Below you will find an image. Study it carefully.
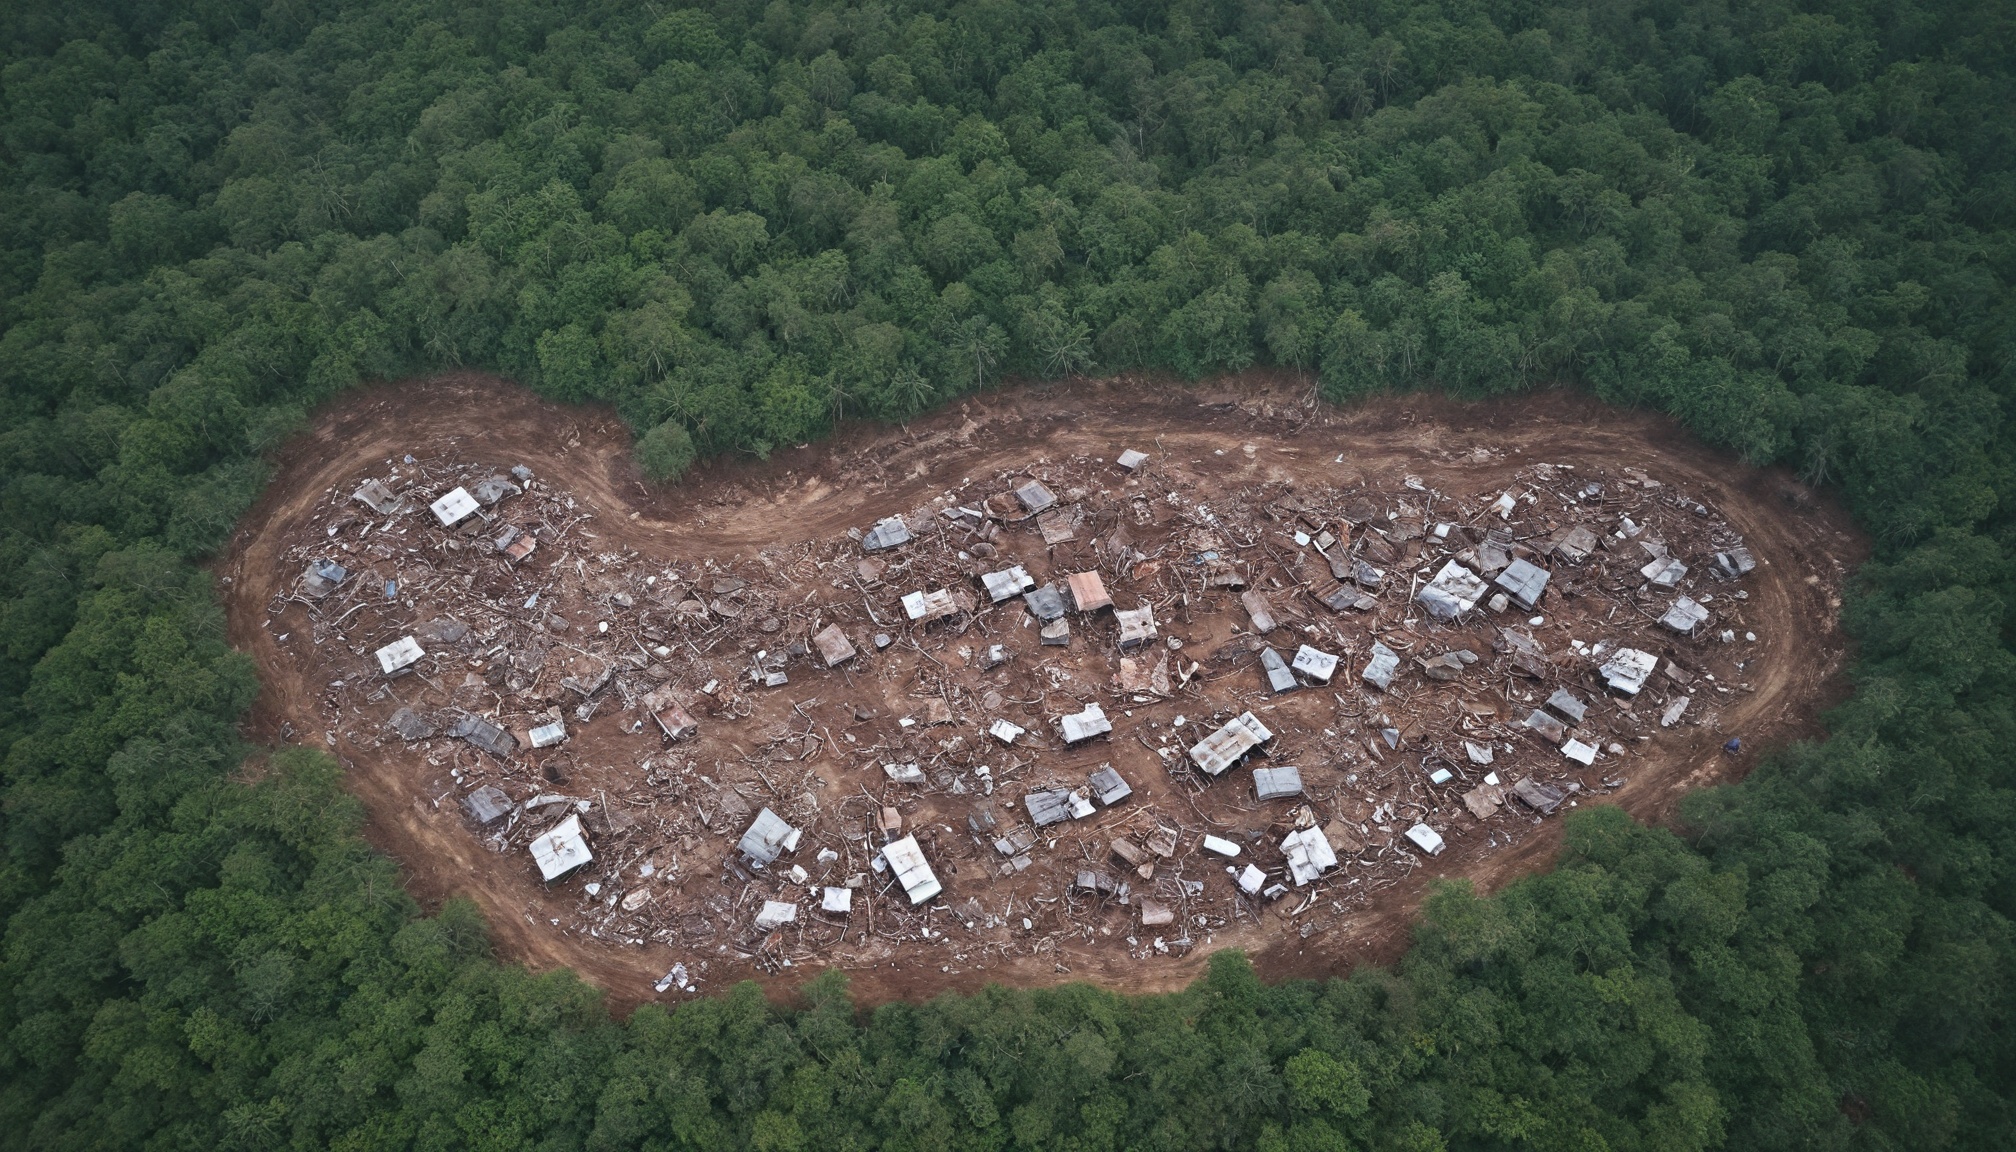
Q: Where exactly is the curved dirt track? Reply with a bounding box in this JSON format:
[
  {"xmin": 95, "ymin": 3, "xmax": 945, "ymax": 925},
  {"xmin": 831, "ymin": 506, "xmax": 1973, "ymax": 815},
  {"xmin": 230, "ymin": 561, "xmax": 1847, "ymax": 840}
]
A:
[{"xmin": 220, "ymin": 371, "xmax": 1862, "ymax": 1009}]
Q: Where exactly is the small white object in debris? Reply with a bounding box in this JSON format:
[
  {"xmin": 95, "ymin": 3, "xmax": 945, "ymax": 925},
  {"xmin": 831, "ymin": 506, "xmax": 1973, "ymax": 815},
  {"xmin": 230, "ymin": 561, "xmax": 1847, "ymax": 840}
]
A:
[
  {"xmin": 1434, "ymin": 523, "xmax": 1452, "ymax": 539},
  {"xmin": 1237, "ymin": 864, "xmax": 1267, "ymax": 894},
  {"xmin": 598, "ymin": 621, "xmax": 609, "ymax": 633},
  {"xmin": 430, "ymin": 486, "xmax": 479, "ymax": 526},
  {"xmin": 528, "ymin": 720, "xmax": 567, "ymax": 748},
  {"xmin": 1293, "ymin": 530, "xmax": 1311, "ymax": 547},
  {"xmin": 375, "ymin": 636, "xmax": 425, "ymax": 674},
  {"xmin": 1405, "ymin": 823, "xmax": 1445, "ymax": 855},
  {"xmin": 585, "ymin": 882, "xmax": 601, "ymax": 897},
  {"xmin": 1529, "ymin": 616, "xmax": 1545, "ymax": 626},
  {"xmin": 1562, "ymin": 738, "xmax": 1598, "ymax": 765},
  {"xmin": 989, "ymin": 719, "xmax": 1024, "ymax": 744},
  {"xmin": 822, "ymin": 887, "xmax": 853, "ymax": 914},
  {"xmin": 753, "ymin": 901, "xmax": 797, "ymax": 930},
  {"xmin": 1172, "ymin": 715, "xmax": 1186, "ymax": 728},
  {"xmin": 788, "ymin": 865, "xmax": 809, "ymax": 884},
  {"xmin": 1746, "ymin": 631, "xmax": 1757, "ymax": 642},
  {"xmin": 653, "ymin": 645, "xmax": 671, "ymax": 658},
  {"xmin": 1484, "ymin": 772, "xmax": 1500, "ymax": 786},
  {"xmin": 1428, "ymin": 767, "xmax": 1453, "ymax": 785},
  {"xmin": 1202, "ymin": 835, "xmax": 1240, "ymax": 857},
  {"xmin": 899, "ymin": 716, "xmax": 917, "ymax": 728}
]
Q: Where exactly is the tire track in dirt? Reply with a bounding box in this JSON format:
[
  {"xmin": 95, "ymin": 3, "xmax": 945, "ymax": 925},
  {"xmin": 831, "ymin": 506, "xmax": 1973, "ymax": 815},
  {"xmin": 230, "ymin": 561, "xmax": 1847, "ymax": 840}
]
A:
[{"xmin": 219, "ymin": 371, "xmax": 1862, "ymax": 1008}]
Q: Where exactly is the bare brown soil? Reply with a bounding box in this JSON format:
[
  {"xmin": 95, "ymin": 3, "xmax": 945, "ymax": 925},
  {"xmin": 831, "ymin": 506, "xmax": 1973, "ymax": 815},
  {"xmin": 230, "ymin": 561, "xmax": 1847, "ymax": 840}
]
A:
[{"xmin": 219, "ymin": 372, "xmax": 1862, "ymax": 1010}]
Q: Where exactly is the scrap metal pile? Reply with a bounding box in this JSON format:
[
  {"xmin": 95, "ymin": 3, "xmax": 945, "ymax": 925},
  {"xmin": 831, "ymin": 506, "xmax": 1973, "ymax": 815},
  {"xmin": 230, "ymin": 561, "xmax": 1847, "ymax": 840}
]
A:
[{"xmin": 265, "ymin": 446, "xmax": 1767, "ymax": 989}]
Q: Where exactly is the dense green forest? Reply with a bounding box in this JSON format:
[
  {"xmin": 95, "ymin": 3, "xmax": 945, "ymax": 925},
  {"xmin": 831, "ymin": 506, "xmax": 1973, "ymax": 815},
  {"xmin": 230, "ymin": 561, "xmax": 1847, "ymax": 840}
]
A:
[{"xmin": 1, "ymin": 0, "xmax": 2011, "ymax": 1147}]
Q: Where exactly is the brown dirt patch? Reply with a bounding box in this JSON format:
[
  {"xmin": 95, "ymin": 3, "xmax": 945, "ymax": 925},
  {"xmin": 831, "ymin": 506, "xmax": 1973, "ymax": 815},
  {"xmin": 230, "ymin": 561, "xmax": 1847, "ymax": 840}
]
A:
[{"xmin": 218, "ymin": 371, "xmax": 1862, "ymax": 1010}]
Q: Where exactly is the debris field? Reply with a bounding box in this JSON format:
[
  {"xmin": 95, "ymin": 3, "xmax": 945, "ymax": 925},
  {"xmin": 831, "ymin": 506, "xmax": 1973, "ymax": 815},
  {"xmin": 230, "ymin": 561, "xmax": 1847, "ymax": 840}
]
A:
[{"xmin": 255, "ymin": 393, "xmax": 1802, "ymax": 1001}]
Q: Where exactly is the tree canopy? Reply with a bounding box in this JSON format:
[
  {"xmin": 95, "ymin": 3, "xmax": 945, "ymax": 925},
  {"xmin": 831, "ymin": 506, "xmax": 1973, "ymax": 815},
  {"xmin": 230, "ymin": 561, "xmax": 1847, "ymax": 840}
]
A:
[{"xmin": 1, "ymin": 0, "xmax": 2011, "ymax": 1148}]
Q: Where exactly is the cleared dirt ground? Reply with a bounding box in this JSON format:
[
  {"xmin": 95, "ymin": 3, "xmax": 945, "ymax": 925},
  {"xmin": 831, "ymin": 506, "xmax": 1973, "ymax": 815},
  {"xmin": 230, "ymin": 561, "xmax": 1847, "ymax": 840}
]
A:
[{"xmin": 220, "ymin": 372, "xmax": 1861, "ymax": 1009}]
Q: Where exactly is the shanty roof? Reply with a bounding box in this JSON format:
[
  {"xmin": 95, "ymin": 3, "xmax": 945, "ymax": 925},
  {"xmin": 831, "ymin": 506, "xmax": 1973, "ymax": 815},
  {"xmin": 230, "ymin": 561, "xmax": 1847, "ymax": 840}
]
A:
[
  {"xmin": 1025, "ymin": 788, "xmax": 1076, "ymax": 826},
  {"xmin": 653, "ymin": 701, "xmax": 697, "ymax": 740},
  {"xmin": 737, "ymin": 807, "xmax": 801, "ymax": 865},
  {"xmin": 1362, "ymin": 642, "xmax": 1400, "ymax": 690},
  {"xmin": 862, "ymin": 516, "xmax": 912, "ymax": 552},
  {"xmin": 1417, "ymin": 560, "xmax": 1488, "ymax": 619},
  {"xmin": 375, "ymin": 636, "xmax": 425, "ymax": 674},
  {"xmin": 1600, "ymin": 647, "xmax": 1659, "ymax": 695},
  {"xmin": 1512, "ymin": 777, "xmax": 1567, "ymax": 814},
  {"xmin": 1282, "ymin": 825, "xmax": 1338, "ymax": 885},
  {"xmin": 1660, "ymin": 596, "xmax": 1710, "ymax": 634},
  {"xmin": 463, "ymin": 785, "xmax": 511, "ymax": 825},
  {"xmin": 813, "ymin": 623, "xmax": 857, "ymax": 666},
  {"xmin": 1321, "ymin": 584, "xmax": 1376, "ymax": 612},
  {"xmin": 1242, "ymin": 590, "xmax": 1279, "ymax": 633},
  {"xmin": 1551, "ymin": 524, "xmax": 1600, "ymax": 563},
  {"xmin": 1088, "ymin": 766, "xmax": 1132, "ymax": 806},
  {"xmin": 301, "ymin": 559, "xmax": 347, "ymax": 598},
  {"xmin": 1065, "ymin": 571, "xmax": 1111, "ymax": 612},
  {"xmin": 1562, "ymin": 738, "xmax": 1598, "ymax": 765},
  {"xmin": 1115, "ymin": 604, "xmax": 1158, "ymax": 648},
  {"xmin": 1252, "ymin": 766, "xmax": 1304, "ymax": 801},
  {"xmin": 1713, "ymin": 547, "xmax": 1756, "ymax": 579},
  {"xmin": 1189, "ymin": 711, "xmax": 1274, "ymax": 776},
  {"xmin": 387, "ymin": 706, "xmax": 435, "ymax": 741},
  {"xmin": 1014, "ymin": 480, "xmax": 1058, "ymax": 514},
  {"xmin": 530, "ymin": 813, "xmax": 592, "ymax": 880},
  {"xmin": 1641, "ymin": 556, "xmax": 1688, "ymax": 587},
  {"xmin": 471, "ymin": 476, "xmax": 520, "ymax": 505},
  {"xmin": 354, "ymin": 478, "xmax": 402, "ymax": 514},
  {"xmin": 1292, "ymin": 644, "xmax": 1339, "ymax": 684},
  {"xmin": 1404, "ymin": 823, "xmax": 1445, "ymax": 855},
  {"xmin": 981, "ymin": 565, "xmax": 1035, "ymax": 602},
  {"xmin": 449, "ymin": 714, "xmax": 517, "ymax": 758},
  {"xmin": 881, "ymin": 834, "xmax": 942, "ymax": 903},
  {"xmin": 528, "ymin": 720, "xmax": 568, "ymax": 748},
  {"xmin": 1523, "ymin": 708, "xmax": 1568, "ymax": 744},
  {"xmin": 901, "ymin": 588, "xmax": 960, "ymax": 622},
  {"xmin": 1260, "ymin": 646, "xmax": 1297, "ymax": 693},
  {"xmin": 1060, "ymin": 703, "xmax": 1112, "ymax": 744},
  {"xmin": 430, "ymin": 487, "xmax": 479, "ymax": 526},
  {"xmin": 1545, "ymin": 687, "xmax": 1589, "ymax": 723},
  {"xmin": 754, "ymin": 900, "xmax": 797, "ymax": 930},
  {"xmin": 1496, "ymin": 558, "xmax": 1551, "ymax": 609},
  {"xmin": 1024, "ymin": 584, "xmax": 1068, "ymax": 621},
  {"xmin": 821, "ymin": 886, "xmax": 853, "ymax": 914}
]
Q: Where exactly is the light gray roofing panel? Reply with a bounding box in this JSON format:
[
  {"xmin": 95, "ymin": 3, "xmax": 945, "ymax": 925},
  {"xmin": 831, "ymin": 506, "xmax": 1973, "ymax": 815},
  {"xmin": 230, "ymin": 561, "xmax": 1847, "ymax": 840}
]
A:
[
  {"xmin": 1495, "ymin": 558, "xmax": 1552, "ymax": 609},
  {"xmin": 1252, "ymin": 766, "xmax": 1304, "ymax": 800},
  {"xmin": 1545, "ymin": 688, "xmax": 1589, "ymax": 723},
  {"xmin": 1260, "ymin": 647, "xmax": 1298, "ymax": 693}
]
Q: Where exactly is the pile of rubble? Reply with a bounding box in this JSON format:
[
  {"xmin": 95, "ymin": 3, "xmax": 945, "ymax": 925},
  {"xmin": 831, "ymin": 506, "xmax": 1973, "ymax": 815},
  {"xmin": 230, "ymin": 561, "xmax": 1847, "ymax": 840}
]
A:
[{"xmin": 266, "ymin": 445, "xmax": 1767, "ymax": 988}]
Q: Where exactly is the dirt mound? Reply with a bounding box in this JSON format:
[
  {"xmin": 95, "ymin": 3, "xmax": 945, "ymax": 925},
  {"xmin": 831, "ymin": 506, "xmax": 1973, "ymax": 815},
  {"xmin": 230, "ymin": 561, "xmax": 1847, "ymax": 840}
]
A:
[{"xmin": 218, "ymin": 372, "xmax": 1861, "ymax": 1009}]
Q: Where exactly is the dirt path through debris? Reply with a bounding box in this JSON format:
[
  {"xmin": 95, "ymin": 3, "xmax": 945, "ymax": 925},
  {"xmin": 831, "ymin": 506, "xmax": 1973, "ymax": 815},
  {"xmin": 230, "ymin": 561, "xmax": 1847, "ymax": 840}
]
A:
[{"xmin": 220, "ymin": 371, "xmax": 1862, "ymax": 1009}]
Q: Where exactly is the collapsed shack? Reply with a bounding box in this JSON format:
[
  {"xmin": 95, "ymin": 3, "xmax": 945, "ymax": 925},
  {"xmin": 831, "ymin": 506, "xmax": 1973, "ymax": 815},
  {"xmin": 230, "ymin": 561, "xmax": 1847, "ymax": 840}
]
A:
[{"xmin": 264, "ymin": 439, "xmax": 1772, "ymax": 987}]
